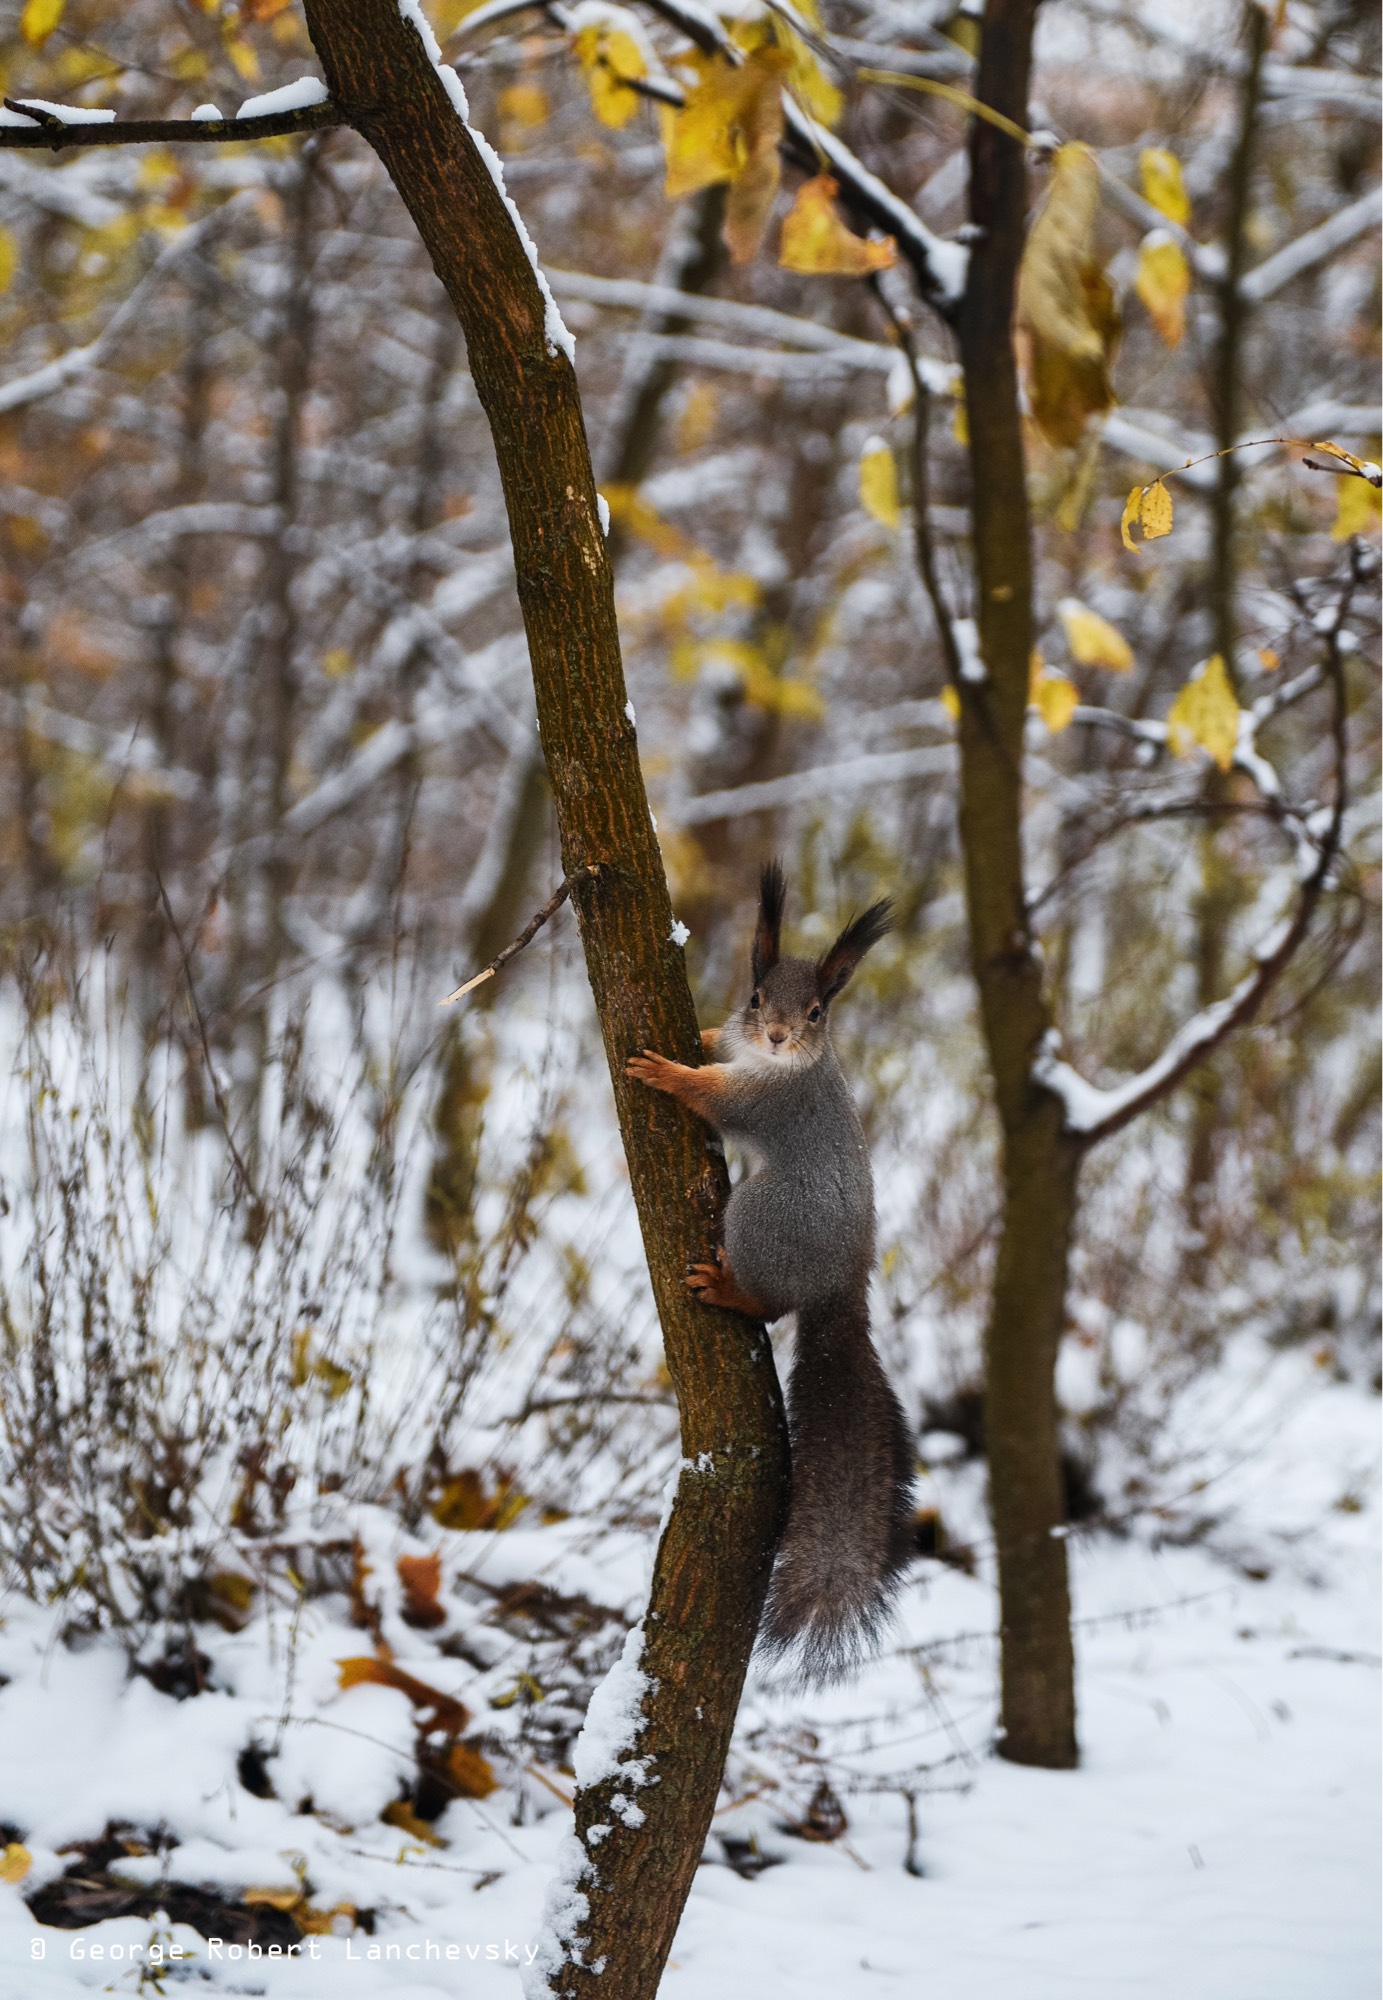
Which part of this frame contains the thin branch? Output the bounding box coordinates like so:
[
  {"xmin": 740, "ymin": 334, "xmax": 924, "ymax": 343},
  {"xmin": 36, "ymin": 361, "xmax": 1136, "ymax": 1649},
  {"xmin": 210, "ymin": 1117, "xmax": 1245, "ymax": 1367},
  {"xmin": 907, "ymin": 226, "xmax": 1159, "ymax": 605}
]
[
  {"xmin": 0, "ymin": 99, "xmax": 341, "ymax": 151},
  {"xmin": 0, "ymin": 195, "xmax": 253, "ymax": 416},
  {"xmin": 439, "ymin": 864, "xmax": 601, "ymax": 1003},
  {"xmin": 457, "ymin": 0, "xmax": 969, "ymax": 314},
  {"xmin": 869, "ymin": 278, "xmax": 966, "ymax": 690},
  {"xmin": 1034, "ymin": 550, "xmax": 1364, "ymax": 1147},
  {"xmin": 673, "ymin": 743, "xmax": 954, "ymax": 825},
  {"xmin": 156, "ymin": 877, "xmax": 266, "ymax": 1222},
  {"xmin": 1240, "ymin": 184, "xmax": 1381, "ymax": 305}
]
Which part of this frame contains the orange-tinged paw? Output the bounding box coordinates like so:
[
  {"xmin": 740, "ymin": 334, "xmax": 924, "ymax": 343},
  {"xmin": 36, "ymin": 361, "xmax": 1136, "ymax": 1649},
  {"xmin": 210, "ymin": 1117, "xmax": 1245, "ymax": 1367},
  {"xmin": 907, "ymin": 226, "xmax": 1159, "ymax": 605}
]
[{"xmin": 627, "ymin": 1049, "xmax": 679, "ymax": 1091}]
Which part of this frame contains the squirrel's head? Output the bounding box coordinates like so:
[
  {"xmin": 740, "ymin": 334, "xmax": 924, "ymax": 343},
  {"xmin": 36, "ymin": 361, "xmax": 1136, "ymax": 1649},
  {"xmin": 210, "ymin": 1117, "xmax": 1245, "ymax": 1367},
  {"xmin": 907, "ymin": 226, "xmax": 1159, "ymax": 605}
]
[{"xmin": 732, "ymin": 860, "xmax": 893, "ymax": 1071}]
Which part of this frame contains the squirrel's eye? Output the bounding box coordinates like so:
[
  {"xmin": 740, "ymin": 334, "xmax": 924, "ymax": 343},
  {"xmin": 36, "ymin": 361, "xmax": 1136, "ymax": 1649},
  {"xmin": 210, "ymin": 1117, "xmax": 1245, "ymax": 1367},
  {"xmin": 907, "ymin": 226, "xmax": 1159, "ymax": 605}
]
[
  {"xmin": 807, "ymin": 1004, "xmax": 821, "ymax": 1024},
  {"xmin": 749, "ymin": 991, "xmax": 761, "ymax": 1010}
]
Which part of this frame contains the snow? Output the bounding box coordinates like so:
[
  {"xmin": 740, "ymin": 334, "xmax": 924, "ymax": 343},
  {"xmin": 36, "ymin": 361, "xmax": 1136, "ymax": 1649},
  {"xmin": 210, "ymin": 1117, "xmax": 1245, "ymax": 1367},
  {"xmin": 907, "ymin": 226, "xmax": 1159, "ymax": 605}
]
[
  {"xmin": 395, "ymin": 0, "xmax": 575, "ymax": 365},
  {"xmin": 623, "ymin": 697, "xmax": 635, "ymax": 726},
  {"xmin": 669, "ymin": 918, "xmax": 690, "ymax": 947},
  {"xmin": 952, "ymin": 616, "xmax": 989, "ymax": 685},
  {"xmin": 3, "ymin": 100, "xmax": 117, "ymax": 126},
  {"xmin": 236, "ymin": 78, "xmax": 329, "ymax": 121},
  {"xmin": 191, "ymin": 104, "xmax": 224, "ymax": 122},
  {"xmin": 0, "ymin": 1305, "xmax": 1377, "ymax": 2000},
  {"xmin": 571, "ymin": 1623, "xmax": 652, "ymax": 1792},
  {"xmin": 597, "ymin": 493, "xmax": 611, "ymax": 537}
]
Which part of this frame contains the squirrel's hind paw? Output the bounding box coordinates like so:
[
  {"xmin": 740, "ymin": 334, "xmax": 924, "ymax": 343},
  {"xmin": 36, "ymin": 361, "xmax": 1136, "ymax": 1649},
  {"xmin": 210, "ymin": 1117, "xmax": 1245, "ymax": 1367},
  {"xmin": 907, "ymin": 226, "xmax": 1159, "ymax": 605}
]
[{"xmin": 687, "ymin": 1251, "xmax": 765, "ymax": 1319}]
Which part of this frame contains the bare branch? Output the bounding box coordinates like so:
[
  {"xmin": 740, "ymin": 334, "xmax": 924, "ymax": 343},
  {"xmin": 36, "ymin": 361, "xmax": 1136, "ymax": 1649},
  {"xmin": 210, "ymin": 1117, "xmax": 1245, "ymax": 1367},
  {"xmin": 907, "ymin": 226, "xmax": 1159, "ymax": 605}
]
[
  {"xmin": 673, "ymin": 743, "xmax": 954, "ymax": 825},
  {"xmin": 439, "ymin": 865, "xmax": 601, "ymax": 1004},
  {"xmin": 1034, "ymin": 554, "xmax": 1363, "ymax": 1147},
  {"xmin": 1241, "ymin": 185, "xmax": 1382, "ymax": 304},
  {"xmin": 0, "ymin": 99, "xmax": 341, "ymax": 151}
]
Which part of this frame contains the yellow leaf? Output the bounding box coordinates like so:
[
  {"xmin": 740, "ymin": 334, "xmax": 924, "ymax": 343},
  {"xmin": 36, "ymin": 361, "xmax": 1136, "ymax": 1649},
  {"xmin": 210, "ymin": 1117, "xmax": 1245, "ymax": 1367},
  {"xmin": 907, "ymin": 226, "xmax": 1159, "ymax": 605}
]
[
  {"xmin": 675, "ymin": 380, "xmax": 718, "ymax": 453},
  {"xmin": 779, "ymin": 174, "xmax": 896, "ymax": 276},
  {"xmin": 313, "ymin": 1356, "xmax": 352, "ymax": 1399},
  {"xmin": 445, "ymin": 1741, "xmax": 499, "ymax": 1799},
  {"xmin": 1135, "ymin": 231, "xmax": 1190, "ymax": 346},
  {"xmin": 772, "ymin": 15, "xmax": 843, "ymax": 127},
  {"xmin": 940, "ymin": 685, "xmax": 960, "ymax": 722},
  {"xmin": 1030, "ymin": 658, "xmax": 1078, "ymax": 732},
  {"xmin": 1257, "ymin": 647, "xmax": 1280, "ymax": 671},
  {"xmin": 1018, "ymin": 146, "xmax": 1118, "ymax": 446},
  {"xmin": 294, "ymin": 1901, "xmax": 357, "ymax": 1936},
  {"xmin": 224, "ymin": 35, "xmax": 260, "ymax": 82},
  {"xmin": 1138, "ymin": 147, "xmax": 1190, "ymax": 226},
  {"xmin": 1141, "ymin": 478, "xmax": 1173, "ymax": 539},
  {"xmin": 1332, "ymin": 473, "xmax": 1382, "ymax": 540},
  {"xmin": 723, "ymin": 55, "xmax": 786, "ymax": 264},
  {"xmin": 381, "ymin": 1801, "xmax": 447, "ymax": 1847},
  {"xmin": 0, "ymin": 1845, "xmax": 31, "ymax": 1885},
  {"xmin": 1305, "ymin": 438, "xmax": 1379, "ymax": 479},
  {"xmin": 1120, "ymin": 486, "xmax": 1142, "ymax": 553},
  {"xmin": 661, "ymin": 49, "xmax": 785, "ymax": 208},
  {"xmin": 1058, "ymin": 598, "xmax": 1134, "ymax": 672},
  {"xmin": 858, "ymin": 436, "xmax": 901, "ymax": 528},
  {"xmin": 20, "ymin": 0, "xmax": 64, "ymax": 48},
  {"xmin": 337, "ymin": 1657, "xmax": 471, "ymax": 1734},
  {"xmin": 322, "ymin": 647, "xmax": 353, "ymax": 678},
  {"xmin": 1168, "ymin": 654, "xmax": 1240, "ymax": 771},
  {"xmin": 244, "ymin": 1886, "xmax": 304, "ymax": 1912},
  {"xmin": 0, "ymin": 229, "xmax": 17, "ymax": 298},
  {"xmin": 498, "ymin": 82, "xmax": 550, "ymax": 130},
  {"xmin": 574, "ymin": 25, "xmax": 646, "ymax": 131}
]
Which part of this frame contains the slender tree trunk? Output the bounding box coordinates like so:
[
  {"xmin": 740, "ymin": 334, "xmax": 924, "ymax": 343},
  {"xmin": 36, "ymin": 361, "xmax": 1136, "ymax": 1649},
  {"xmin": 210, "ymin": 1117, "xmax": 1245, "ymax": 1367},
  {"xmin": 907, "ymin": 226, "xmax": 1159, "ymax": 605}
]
[
  {"xmin": 427, "ymin": 187, "xmax": 724, "ymax": 1254},
  {"xmin": 299, "ymin": 5, "xmax": 788, "ymax": 1989},
  {"xmin": 954, "ymin": 0, "xmax": 1080, "ymax": 1769},
  {"xmin": 1186, "ymin": 1, "xmax": 1268, "ymax": 1258}
]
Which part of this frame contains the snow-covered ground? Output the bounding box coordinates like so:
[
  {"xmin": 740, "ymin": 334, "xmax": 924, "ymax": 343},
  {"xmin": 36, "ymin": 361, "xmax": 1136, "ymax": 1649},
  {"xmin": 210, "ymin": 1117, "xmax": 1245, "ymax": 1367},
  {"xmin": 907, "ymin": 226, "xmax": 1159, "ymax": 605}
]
[{"xmin": 1, "ymin": 1341, "xmax": 1376, "ymax": 2000}]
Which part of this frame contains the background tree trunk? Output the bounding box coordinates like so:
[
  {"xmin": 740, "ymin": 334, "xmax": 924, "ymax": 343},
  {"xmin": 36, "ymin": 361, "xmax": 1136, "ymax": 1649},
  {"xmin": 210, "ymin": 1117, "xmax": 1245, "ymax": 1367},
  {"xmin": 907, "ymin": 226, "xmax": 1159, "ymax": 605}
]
[
  {"xmin": 954, "ymin": 0, "xmax": 1080, "ymax": 1770},
  {"xmin": 299, "ymin": 3, "xmax": 789, "ymax": 1989}
]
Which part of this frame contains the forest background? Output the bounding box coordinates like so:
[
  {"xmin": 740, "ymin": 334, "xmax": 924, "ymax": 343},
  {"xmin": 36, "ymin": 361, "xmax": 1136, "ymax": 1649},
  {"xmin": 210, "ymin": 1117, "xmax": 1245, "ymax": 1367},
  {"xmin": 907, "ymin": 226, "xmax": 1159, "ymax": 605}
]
[{"xmin": 0, "ymin": 0, "xmax": 1377, "ymax": 1993}]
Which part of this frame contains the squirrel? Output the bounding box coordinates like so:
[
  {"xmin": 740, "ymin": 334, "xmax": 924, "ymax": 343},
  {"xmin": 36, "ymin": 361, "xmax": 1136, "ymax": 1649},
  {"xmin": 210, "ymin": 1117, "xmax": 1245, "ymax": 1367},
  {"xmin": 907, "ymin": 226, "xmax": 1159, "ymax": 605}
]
[{"xmin": 627, "ymin": 861, "xmax": 916, "ymax": 1686}]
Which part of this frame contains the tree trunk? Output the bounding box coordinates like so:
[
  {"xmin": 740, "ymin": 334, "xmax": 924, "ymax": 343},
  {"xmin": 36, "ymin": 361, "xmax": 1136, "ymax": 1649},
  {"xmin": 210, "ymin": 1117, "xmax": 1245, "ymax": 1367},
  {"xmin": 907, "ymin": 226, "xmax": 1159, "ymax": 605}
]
[
  {"xmin": 953, "ymin": 0, "xmax": 1080, "ymax": 1769},
  {"xmin": 299, "ymin": 4, "xmax": 788, "ymax": 1989},
  {"xmin": 1185, "ymin": 0, "xmax": 1268, "ymax": 1259}
]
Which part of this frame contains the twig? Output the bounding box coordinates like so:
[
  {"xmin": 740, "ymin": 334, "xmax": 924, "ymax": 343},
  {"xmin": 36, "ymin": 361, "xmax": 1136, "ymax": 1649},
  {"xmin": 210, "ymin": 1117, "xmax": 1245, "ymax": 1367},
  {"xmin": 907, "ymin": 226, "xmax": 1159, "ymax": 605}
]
[
  {"xmin": 439, "ymin": 863, "xmax": 601, "ymax": 1004},
  {"xmin": 0, "ymin": 100, "xmax": 341, "ymax": 151},
  {"xmin": 156, "ymin": 875, "xmax": 265, "ymax": 1219}
]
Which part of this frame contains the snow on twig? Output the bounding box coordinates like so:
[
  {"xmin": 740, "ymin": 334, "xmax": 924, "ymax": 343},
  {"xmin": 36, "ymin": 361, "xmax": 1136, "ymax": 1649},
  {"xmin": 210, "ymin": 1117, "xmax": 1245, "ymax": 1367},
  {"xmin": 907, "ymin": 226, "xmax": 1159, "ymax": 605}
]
[{"xmin": 1032, "ymin": 558, "xmax": 1361, "ymax": 1146}]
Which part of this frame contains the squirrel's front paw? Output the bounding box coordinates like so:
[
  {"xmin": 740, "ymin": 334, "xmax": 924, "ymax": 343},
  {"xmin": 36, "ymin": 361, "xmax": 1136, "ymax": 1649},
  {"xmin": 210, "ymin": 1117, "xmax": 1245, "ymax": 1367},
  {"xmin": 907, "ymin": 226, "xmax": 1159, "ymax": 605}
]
[{"xmin": 627, "ymin": 1050, "xmax": 678, "ymax": 1091}]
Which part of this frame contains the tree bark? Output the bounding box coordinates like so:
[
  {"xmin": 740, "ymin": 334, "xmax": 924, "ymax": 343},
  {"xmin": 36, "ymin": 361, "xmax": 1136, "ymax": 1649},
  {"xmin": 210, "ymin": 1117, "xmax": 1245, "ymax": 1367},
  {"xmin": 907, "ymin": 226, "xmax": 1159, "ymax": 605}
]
[
  {"xmin": 1185, "ymin": 0, "xmax": 1268, "ymax": 1258},
  {"xmin": 953, "ymin": 0, "xmax": 1080, "ymax": 1769},
  {"xmin": 298, "ymin": 4, "xmax": 788, "ymax": 1989}
]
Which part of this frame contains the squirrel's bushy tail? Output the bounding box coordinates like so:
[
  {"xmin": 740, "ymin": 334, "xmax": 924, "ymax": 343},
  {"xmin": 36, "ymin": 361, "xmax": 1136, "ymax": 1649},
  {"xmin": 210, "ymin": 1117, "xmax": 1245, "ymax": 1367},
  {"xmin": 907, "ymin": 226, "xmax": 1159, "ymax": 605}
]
[{"xmin": 759, "ymin": 1296, "xmax": 916, "ymax": 1687}]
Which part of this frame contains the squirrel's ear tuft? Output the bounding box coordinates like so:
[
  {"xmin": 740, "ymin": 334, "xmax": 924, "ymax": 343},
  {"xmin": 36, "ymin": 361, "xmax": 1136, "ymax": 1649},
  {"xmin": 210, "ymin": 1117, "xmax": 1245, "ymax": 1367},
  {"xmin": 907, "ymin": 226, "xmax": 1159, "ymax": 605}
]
[
  {"xmin": 752, "ymin": 860, "xmax": 787, "ymax": 984},
  {"xmin": 816, "ymin": 899, "xmax": 893, "ymax": 1003}
]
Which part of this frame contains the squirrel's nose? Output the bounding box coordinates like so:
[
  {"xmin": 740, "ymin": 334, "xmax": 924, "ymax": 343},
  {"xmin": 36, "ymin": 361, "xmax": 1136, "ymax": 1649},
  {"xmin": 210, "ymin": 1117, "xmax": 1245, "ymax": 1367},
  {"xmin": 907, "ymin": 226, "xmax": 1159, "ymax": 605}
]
[{"xmin": 767, "ymin": 1025, "xmax": 788, "ymax": 1047}]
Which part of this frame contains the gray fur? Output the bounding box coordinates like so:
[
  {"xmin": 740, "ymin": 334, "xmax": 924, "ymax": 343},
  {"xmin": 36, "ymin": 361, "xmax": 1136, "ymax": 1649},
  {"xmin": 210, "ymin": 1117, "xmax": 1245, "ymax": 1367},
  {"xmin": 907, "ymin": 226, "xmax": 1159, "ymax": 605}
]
[{"xmin": 710, "ymin": 886, "xmax": 916, "ymax": 1686}]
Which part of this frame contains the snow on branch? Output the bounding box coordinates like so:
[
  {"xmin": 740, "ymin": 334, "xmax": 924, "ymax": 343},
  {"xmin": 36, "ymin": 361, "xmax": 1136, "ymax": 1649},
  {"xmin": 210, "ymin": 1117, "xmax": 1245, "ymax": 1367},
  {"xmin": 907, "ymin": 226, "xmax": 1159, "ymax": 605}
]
[
  {"xmin": 456, "ymin": 0, "xmax": 968, "ymax": 315},
  {"xmin": 0, "ymin": 197, "xmax": 253, "ymax": 417},
  {"xmin": 1032, "ymin": 555, "xmax": 1364, "ymax": 1149},
  {"xmin": 1240, "ymin": 185, "xmax": 1382, "ymax": 305},
  {"xmin": 672, "ymin": 743, "xmax": 954, "ymax": 825},
  {"xmin": 550, "ymin": 266, "xmax": 951, "ymax": 378},
  {"xmin": 0, "ymin": 93, "xmax": 340, "ymax": 151}
]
